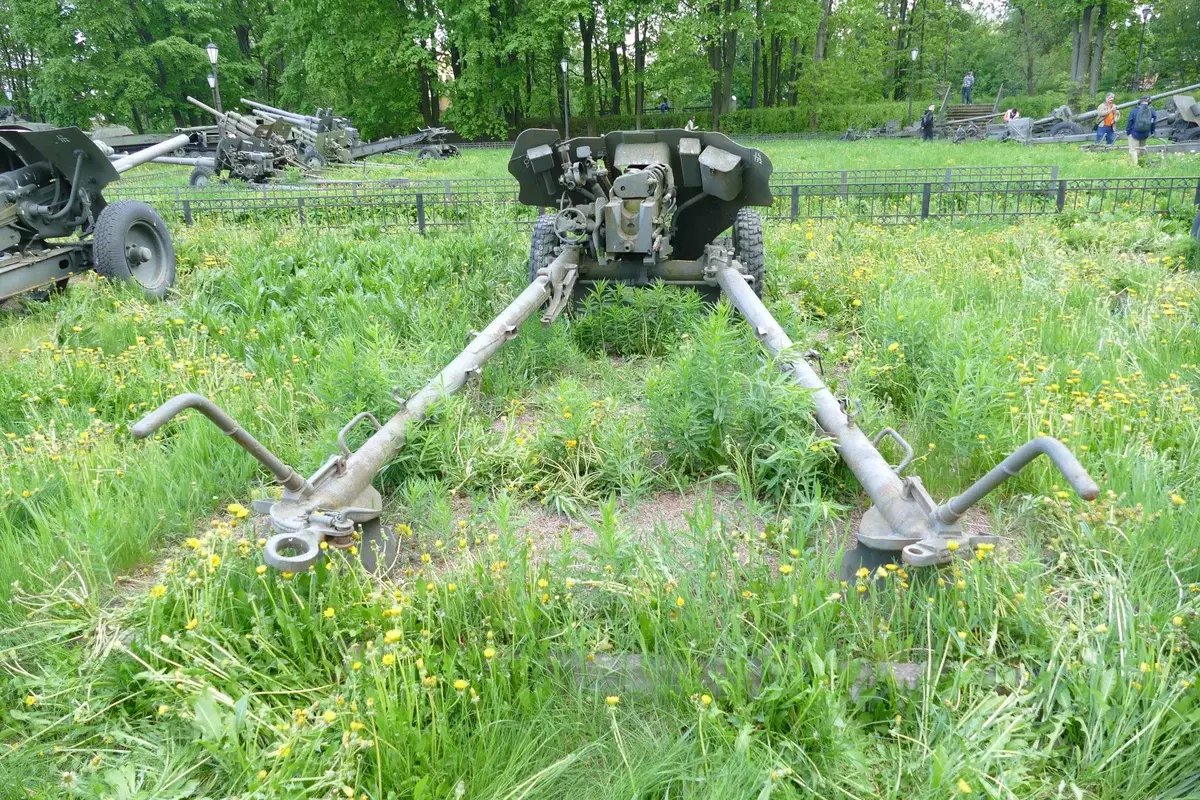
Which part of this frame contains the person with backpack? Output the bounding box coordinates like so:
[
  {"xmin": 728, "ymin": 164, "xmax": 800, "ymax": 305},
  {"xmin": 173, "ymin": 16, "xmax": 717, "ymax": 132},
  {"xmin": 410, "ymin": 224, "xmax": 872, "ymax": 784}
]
[
  {"xmin": 1095, "ymin": 93, "xmax": 1120, "ymax": 144},
  {"xmin": 961, "ymin": 72, "xmax": 974, "ymax": 104},
  {"xmin": 1126, "ymin": 97, "xmax": 1157, "ymax": 165},
  {"xmin": 920, "ymin": 105, "xmax": 936, "ymax": 140}
]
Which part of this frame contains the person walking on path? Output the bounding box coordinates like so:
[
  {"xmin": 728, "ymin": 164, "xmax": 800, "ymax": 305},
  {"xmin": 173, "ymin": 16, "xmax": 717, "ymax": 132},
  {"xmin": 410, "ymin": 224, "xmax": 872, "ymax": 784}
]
[
  {"xmin": 920, "ymin": 105, "xmax": 936, "ymax": 140},
  {"xmin": 1126, "ymin": 96, "xmax": 1157, "ymax": 165},
  {"xmin": 1095, "ymin": 93, "xmax": 1121, "ymax": 144},
  {"xmin": 961, "ymin": 72, "xmax": 974, "ymax": 104}
]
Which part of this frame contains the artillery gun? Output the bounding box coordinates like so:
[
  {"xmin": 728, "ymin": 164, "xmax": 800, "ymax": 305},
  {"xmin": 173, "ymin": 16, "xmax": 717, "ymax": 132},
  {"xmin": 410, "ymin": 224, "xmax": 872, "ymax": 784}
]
[
  {"xmin": 1161, "ymin": 95, "xmax": 1200, "ymax": 141},
  {"xmin": 962, "ymin": 82, "xmax": 1200, "ymax": 144},
  {"xmin": 241, "ymin": 98, "xmax": 460, "ymax": 168},
  {"xmin": 1, "ymin": 127, "xmax": 187, "ymax": 303},
  {"xmin": 133, "ymin": 127, "xmax": 1099, "ymax": 585},
  {"xmin": 180, "ymin": 97, "xmax": 300, "ymax": 187}
]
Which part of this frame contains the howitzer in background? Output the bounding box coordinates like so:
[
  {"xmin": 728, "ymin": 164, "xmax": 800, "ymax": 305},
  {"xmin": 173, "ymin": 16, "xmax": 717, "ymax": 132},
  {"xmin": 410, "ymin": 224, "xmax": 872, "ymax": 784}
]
[
  {"xmin": 1, "ymin": 128, "xmax": 187, "ymax": 302},
  {"xmin": 181, "ymin": 96, "xmax": 299, "ymax": 186},
  {"xmin": 953, "ymin": 82, "xmax": 1200, "ymax": 144},
  {"xmin": 241, "ymin": 98, "xmax": 460, "ymax": 167},
  {"xmin": 135, "ymin": 127, "xmax": 1099, "ymax": 584}
]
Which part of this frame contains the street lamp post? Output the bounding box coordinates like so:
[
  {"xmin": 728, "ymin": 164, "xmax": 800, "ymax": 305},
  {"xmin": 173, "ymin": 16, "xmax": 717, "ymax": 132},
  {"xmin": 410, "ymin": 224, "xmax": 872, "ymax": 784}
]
[
  {"xmin": 1132, "ymin": 5, "xmax": 1154, "ymax": 91},
  {"xmin": 560, "ymin": 58, "xmax": 570, "ymax": 139},
  {"xmin": 206, "ymin": 42, "xmax": 222, "ymax": 113},
  {"xmin": 907, "ymin": 48, "xmax": 919, "ymax": 127}
]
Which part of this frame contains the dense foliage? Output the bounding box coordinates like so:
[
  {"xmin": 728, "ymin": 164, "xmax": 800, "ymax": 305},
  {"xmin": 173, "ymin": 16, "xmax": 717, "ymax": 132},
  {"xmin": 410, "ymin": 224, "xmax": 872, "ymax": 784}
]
[{"xmin": 1, "ymin": 0, "xmax": 1198, "ymax": 139}]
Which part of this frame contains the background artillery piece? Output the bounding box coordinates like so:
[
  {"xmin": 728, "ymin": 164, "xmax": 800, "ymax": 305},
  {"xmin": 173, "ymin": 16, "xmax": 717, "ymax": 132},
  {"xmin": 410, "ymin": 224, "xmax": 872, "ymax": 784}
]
[
  {"xmin": 946, "ymin": 82, "xmax": 1200, "ymax": 144},
  {"xmin": 174, "ymin": 97, "xmax": 301, "ymax": 187},
  {"xmin": 0, "ymin": 127, "xmax": 187, "ymax": 303},
  {"xmin": 241, "ymin": 98, "xmax": 460, "ymax": 168}
]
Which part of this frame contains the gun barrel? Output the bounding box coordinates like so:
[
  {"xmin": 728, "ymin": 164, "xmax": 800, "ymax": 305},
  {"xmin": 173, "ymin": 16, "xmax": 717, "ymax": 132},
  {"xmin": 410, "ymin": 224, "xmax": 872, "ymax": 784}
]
[
  {"xmin": 242, "ymin": 98, "xmax": 315, "ymax": 124},
  {"xmin": 109, "ymin": 134, "xmax": 192, "ymax": 173},
  {"xmin": 111, "ymin": 134, "xmax": 192, "ymax": 174},
  {"xmin": 187, "ymin": 95, "xmax": 223, "ymax": 120}
]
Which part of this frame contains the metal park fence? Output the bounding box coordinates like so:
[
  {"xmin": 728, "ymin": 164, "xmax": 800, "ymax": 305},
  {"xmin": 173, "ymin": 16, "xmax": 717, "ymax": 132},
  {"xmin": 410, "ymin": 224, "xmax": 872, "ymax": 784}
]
[{"xmin": 110, "ymin": 172, "xmax": 1200, "ymax": 233}]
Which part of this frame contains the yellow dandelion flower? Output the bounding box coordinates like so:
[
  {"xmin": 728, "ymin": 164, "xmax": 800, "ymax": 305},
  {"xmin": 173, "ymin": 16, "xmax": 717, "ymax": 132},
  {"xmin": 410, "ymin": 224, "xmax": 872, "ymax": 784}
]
[
  {"xmin": 381, "ymin": 653, "xmax": 396, "ymax": 666},
  {"xmin": 605, "ymin": 695, "xmax": 620, "ymax": 707},
  {"xmin": 322, "ymin": 710, "xmax": 337, "ymax": 724}
]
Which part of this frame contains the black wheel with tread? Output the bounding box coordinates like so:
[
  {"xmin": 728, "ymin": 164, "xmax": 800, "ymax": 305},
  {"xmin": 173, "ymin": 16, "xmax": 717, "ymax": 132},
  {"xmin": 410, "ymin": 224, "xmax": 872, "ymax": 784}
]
[
  {"xmin": 732, "ymin": 208, "xmax": 765, "ymax": 297},
  {"xmin": 529, "ymin": 213, "xmax": 558, "ymax": 283},
  {"xmin": 303, "ymin": 146, "xmax": 327, "ymax": 168},
  {"xmin": 1049, "ymin": 121, "xmax": 1083, "ymax": 138},
  {"xmin": 92, "ymin": 200, "xmax": 175, "ymax": 302},
  {"xmin": 189, "ymin": 165, "xmax": 214, "ymax": 188},
  {"xmin": 417, "ymin": 146, "xmax": 442, "ymax": 160},
  {"xmin": 1179, "ymin": 126, "xmax": 1200, "ymax": 142}
]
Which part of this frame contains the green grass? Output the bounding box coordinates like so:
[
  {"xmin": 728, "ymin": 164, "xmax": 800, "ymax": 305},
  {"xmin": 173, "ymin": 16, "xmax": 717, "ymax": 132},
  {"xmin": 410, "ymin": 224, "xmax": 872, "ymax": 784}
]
[
  {"xmin": 122, "ymin": 135, "xmax": 1200, "ymax": 188},
  {"xmin": 1, "ymin": 196, "xmax": 1200, "ymax": 797}
]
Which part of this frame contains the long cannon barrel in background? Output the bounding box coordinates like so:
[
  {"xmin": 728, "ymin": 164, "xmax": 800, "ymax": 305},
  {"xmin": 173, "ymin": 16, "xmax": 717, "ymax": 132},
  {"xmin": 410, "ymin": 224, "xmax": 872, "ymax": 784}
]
[
  {"xmin": 242, "ymin": 98, "xmax": 316, "ymax": 126},
  {"xmin": 147, "ymin": 155, "xmax": 216, "ymax": 168},
  {"xmin": 947, "ymin": 81, "xmax": 1200, "ymax": 129},
  {"xmin": 187, "ymin": 96, "xmax": 260, "ymax": 137},
  {"xmin": 1068, "ymin": 82, "xmax": 1200, "ymax": 123},
  {"xmin": 187, "ymin": 95, "xmax": 224, "ymax": 121},
  {"xmin": 110, "ymin": 134, "xmax": 192, "ymax": 174}
]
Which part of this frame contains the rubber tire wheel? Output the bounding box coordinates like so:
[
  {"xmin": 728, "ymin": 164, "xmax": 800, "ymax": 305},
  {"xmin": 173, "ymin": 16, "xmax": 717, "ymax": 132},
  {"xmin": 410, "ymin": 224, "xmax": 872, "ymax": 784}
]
[
  {"xmin": 303, "ymin": 146, "xmax": 327, "ymax": 168},
  {"xmin": 1180, "ymin": 127, "xmax": 1200, "ymax": 142},
  {"xmin": 92, "ymin": 200, "xmax": 176, "ymax": 302},
  {"xmin": 732, "ymin": 208, "xmax": 765, "ymax": 298},
  {"xmin": 189, "ymin": 166, "xmax": 214, "ymax": 188},
  {"xmin": 529, "ymin": 213, "xmax": 558, "ymax": 283},
  {"xmin": 417, "ymin": 146, "xmax": 442, "ymax": 160},
  {"xmin": 839, "ymin": 545, "xmax": 902, "ymax": 587},
  {"xmin": 1049, "ymin": 121, "xmax": 1083, "ymax": 137}
]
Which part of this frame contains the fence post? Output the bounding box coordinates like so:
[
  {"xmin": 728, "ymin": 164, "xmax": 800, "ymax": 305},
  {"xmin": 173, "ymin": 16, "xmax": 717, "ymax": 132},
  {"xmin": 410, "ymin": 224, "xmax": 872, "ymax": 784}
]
[
  {"xmin": 297, "ymin": 196, "xmax": 306, "ymax": 224},
  {"xmin": 1056, "ymin": 180, "xmax": 1067, "ymax": 212},
  {"xmin": 921, "ymin": 183, "xmax": 931, "ymax": 219},
  {"xmin": 1051, "ymin": 165, "xmax": 1059, "ymax": 183},
  {"xmin": 791, "ymin": 185, "xmax": 800, "ymax": 221},
  {"xmin": 182, "ymin": 199, "xmax": 193, "ymax": 226},
  {"xmin": 416, "ymin": 192, "xmax": 426, "ymax": 234},
  {"xmin": 840, "ymin": 171, "xmax": 849, "ymax": 200},
  {"xmin": 945, "ymin": 167, "xmax": 952, "ymax": 189},
  {"xmin": 1192, "ymin": 178, "xmax": 1200, "ymax": 244}
]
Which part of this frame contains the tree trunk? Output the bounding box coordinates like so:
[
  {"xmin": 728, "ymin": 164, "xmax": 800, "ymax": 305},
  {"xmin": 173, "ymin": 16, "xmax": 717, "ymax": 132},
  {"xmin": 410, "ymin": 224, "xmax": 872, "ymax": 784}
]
[
  {"xmin": 622, "ymin": 42, "xmax": 632, "ymax": 115},
  {"xmin": 788, "ymin": 37, "xmax": 798, "ymax": 106},
  {"xmin": 634, "ymin": 17, "xmax": 645, "ymax": 128},
  {"xmin": 750, "ymin": 0, "xmax": 761, "ymax": 108},
  {"xmin": 1018, "ymin": 7, "xmax": 1036, "ymax": 95},
  {"xmin": 892, "ymin": 0, "xmax": 910, "ymax": 100},
  {"xmin": 580, "ymin": 11, "xmax": 597, "ymax": 134},
  {"xmin": 721, "ymin": 0, "xmax": 738, "ymax": 114},
  {"xmin": 608, "ymin": 25, "xmax": 621, "ymax": 116},
  {"xmin": 814, "ymin": 0, "xmax": 833, "ymax": 61},
  {"xmin": 708, "ymin": 0, "xmax": 722, "ymax": 128},
  {"xmin": 1088, "ymin": 2, "xmax": 1107, "ymax": 99},
  {"xmin": 1077, "ymin": 5, "xmax": 1095, "ymax": 86}
]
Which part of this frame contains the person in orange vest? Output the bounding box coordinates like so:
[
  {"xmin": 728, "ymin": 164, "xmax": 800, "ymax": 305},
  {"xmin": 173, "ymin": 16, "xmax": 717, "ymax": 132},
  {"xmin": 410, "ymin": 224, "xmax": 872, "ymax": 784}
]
[
  {"xmin": 1095, "ymin": 93, "xmax": 1121, "ymax": 144},
  {"xmin": 1002, "ymin": 108, "xmax": 1021, "ymax": 123}
]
